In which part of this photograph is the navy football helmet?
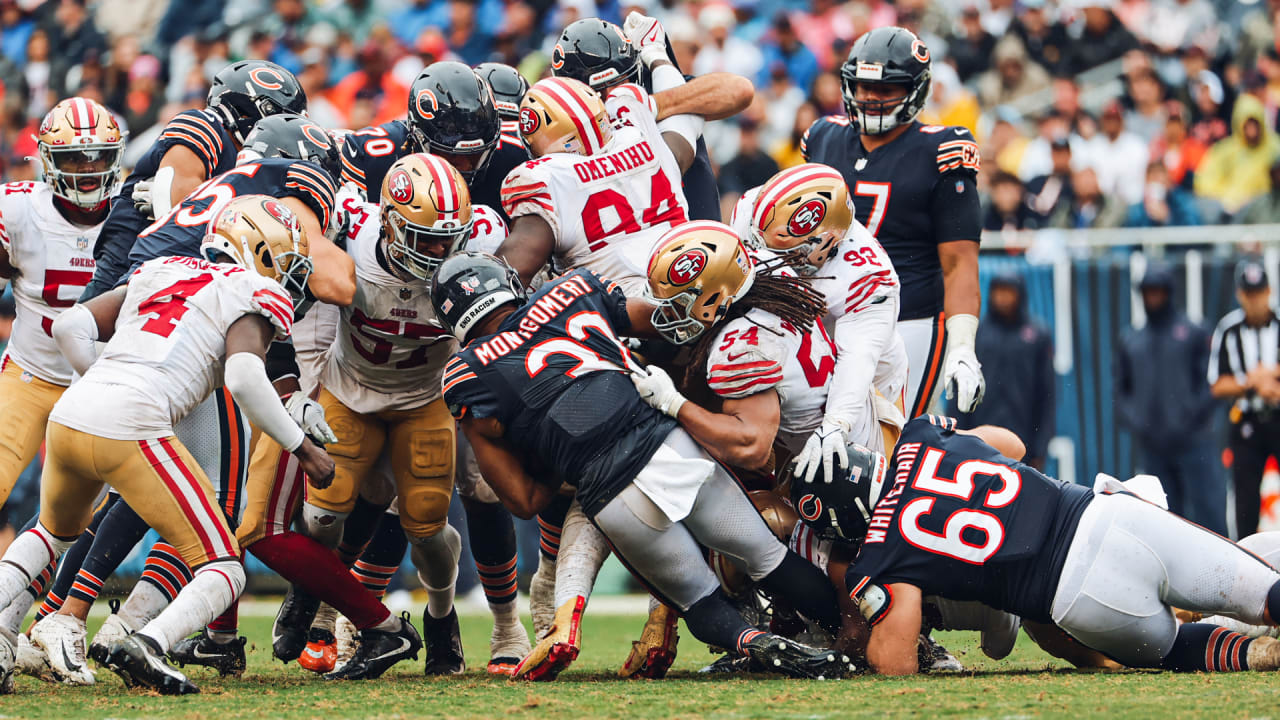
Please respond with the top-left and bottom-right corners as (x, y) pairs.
(839, 27), (931, 135)
(430, 251), (526, 343)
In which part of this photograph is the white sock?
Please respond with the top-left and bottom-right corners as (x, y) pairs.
(138, 561), (244, 654)
(0, 585), (38, 636)
(491, 596), (520, 629)
(530, 556), (557, 638)
(554, 506), (609, 609)
(117, 581), (169, 631)
(410, 526), (460, 620)
(312, 602), (338, 633)
(0, 527), (73, 608)
(371, 614), (400, 632)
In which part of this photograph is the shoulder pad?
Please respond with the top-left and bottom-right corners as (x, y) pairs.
(442, 354), (485, 419)
(800, 116), (849, 159)
(499, 160), (559, 238)
(706, 318), (787, 399)
(466, 204), (509, 254)
(245, 277), (296, 340)
(606, 83), (658, 124)
(931, 126), (980, 176)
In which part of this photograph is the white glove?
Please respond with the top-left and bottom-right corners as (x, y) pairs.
(793, 420), (850, 485)
(329, 182), (366, 243)
(942, 314), (985, 413)
(630, 364), (686, 418)
(131, 179), (155, 219)
(622, 11), (668, 67)
(284, 391), (338, 445)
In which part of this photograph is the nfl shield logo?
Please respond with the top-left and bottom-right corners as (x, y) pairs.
(400, 287), (412, 300)
(854, 158), (868, 171)
(955, 180), (965, 193)
(76, 237), (88, 250)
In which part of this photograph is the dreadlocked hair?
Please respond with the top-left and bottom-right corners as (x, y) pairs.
(684, 254), (828, 388)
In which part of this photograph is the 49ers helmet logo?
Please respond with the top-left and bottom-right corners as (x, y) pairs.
(519, 107), (540, 135)
(797, 493), (823, 522)
(262, 199), (297, 230)
(387, 169), (414, 204)
(668, 248), (707, 285)
(787, 199), (827, 237)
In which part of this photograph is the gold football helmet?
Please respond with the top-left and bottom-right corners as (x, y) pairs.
(711, 491), (799, 599)
(646, 220), (755, 345)
(201, 194), (313, 302)
(518, 77), (612, 158)
(37, 97), (125, 209)
(380, 153), (474, 282)
(749, 163), (853, 275)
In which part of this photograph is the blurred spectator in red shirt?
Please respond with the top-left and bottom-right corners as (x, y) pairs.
(1152, 101), (1207, 188)
(329, 39), (409, 128)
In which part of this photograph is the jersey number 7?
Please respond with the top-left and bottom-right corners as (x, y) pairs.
(854, 181), (891, 237)
(900, 447), (1022, 564)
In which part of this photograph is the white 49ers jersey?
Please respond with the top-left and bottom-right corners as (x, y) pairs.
(706, 307), (836, 454)
(51, 256), (294, 440)
(0, 181), (103, 385)
(501, 90), (688, 297)
(460, 204), (509, 255)
(319, 201), (463, 414)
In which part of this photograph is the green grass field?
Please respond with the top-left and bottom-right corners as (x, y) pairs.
(2, 607), (1276, 720)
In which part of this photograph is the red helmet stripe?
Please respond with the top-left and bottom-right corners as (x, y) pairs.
(422, 154), (458, 216)
(752, 164), (845, 232)
(540, 79), (605, 154)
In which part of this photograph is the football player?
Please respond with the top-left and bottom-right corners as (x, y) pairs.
(729, 163), (910, 482)
(550, 15), (753, 222)
(475, 62), (530, 132)
(802, 27), (984, 418)
(0, 98), (122, 515)
(84, 60), (306, 301)
(21, 115), (350, 684)
(432, 252), (855, 681)
(0, 195), (328, 695)
(821, 415), (1280, 676)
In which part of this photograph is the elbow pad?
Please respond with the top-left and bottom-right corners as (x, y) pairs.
(224, 352), (305, 452)
(265, 339), (301, 386)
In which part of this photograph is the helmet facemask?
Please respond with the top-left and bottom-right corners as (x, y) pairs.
(840, 74), (930, 136)
(41, 143), (123, 209)
(382, 205), (473, 283)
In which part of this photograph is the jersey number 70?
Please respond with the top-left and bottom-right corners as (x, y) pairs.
(900, 447), (1022, 564)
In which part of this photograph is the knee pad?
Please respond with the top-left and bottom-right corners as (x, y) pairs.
(302, 502), (349, 548)
(396, 478), (452, 540)
(409, 524), (461, 590)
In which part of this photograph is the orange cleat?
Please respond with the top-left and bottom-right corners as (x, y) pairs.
(298, 629), (337, 674)
(512, 596), (584, 682)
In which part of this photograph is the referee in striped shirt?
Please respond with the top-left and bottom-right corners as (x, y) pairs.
(1210, 257), (1280, 537)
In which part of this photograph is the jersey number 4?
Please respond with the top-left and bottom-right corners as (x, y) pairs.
(900, 447), (1022, 564)
(138, 273), (214, 338)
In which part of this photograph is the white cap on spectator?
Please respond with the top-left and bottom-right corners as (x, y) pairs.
(667, 14), (698, 44)
(1196, 70), (1224, 105)
(699, 4), (735, 31)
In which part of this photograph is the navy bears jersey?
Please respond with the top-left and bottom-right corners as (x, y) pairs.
(633, 65), (720, 222)
(442, 269), (677, 517)
(84, 109), (239, 300)
(802, 118), (982, 321)
(845, 415), (1093, 623)
(121, 158), (336, 283)
(339, 119), (529, 221)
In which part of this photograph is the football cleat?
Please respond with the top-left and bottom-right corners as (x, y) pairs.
(105, 634), (199, 695)
(698, 653), (753, 674)
(299, 628), (337, 674)
(169, 630), (247, 677)
(919, 633), (964, 673)
(273, 586), (321, 662)
(620, 602), (679, 679)
(0, 631), (15, 694)
(30, 613), (95, 685)
(513, 595), (584, 682)
(487, 616), (531, 676)
(15, 633), (54, 682)
(325, 613), (422, 681)
(741, 633), (855, 679)
(335, 615), (358, 669)
(422, 608), (466, 676)
(88, 604), (135, 667)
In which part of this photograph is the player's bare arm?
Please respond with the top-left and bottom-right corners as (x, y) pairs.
(624, 297), (659, 337)
(826, 551), (871, 663)
(956, 425), (1026, 460)
(279, 196), (356, 306)
(461, 415), (557, 519)
(496, 214), (556, 290)
(866, 582), (923, 675)
(672, 391), (781, 470)
(939, 240), (981, 322)
(155, 145), (212, 216)
(661, 131), (696, 175)
(653, 73), (753, 122)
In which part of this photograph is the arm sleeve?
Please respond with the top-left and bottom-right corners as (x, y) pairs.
(339, 138), (370, 198)
(224, 352), (305, 452)
(930, 173), (983, 245)
(825, 298), (899, 429)
(264, 338), (300, 384)
(500, 162), (561, 245)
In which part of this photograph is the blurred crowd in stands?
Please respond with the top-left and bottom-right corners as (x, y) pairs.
(1, 0), (1279, 233)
